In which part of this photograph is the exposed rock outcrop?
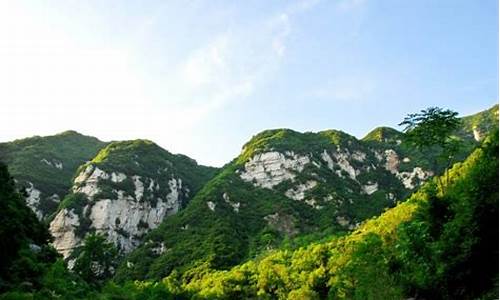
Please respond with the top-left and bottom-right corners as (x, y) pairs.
(239, 151), (310, 188)
(50, 165), (187, 258)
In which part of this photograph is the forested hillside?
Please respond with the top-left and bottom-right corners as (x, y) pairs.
(0, 131), (107, 219)
(0, 107), (497, 299)
(116, 107), (497, 282)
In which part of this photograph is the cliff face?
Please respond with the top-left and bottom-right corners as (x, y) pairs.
(48, 140), (217, 261)
(116, 106), (499, 281)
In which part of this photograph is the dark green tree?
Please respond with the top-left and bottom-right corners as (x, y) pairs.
(399, 107), (461, 187)
(73, 233), (118, 286)
(0, 162), (52, 291)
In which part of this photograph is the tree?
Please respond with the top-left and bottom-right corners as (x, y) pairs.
(73, 233), (118, 286)
(0, 162), (52, 291)
(399, 107), (461, 188)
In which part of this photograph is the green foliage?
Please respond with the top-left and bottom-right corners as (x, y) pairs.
(107, 127), (498, 299)
(116, 107), (497, 284)
(399, 107), (461, 150)
(89, 140), (217, 195)
(237, 128), (359, 164)
(362, 126), (403, 143)
(460, 104), (499, 138)
(0, 131), (107, 219)
(1, 107), (497, 299)
(0, 163), (52, 291)
(73, 233), (119, 286)
(394, 128), (499, 299)
(400, 107), (465, 190)
(0, 163), (95, 299)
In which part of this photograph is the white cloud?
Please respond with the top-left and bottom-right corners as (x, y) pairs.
(271, 14), (291, 57)
(0, 0), (323, 166)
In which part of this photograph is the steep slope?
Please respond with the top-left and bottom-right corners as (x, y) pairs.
(113, 131), (433, 280)
(459, 104), (499, 141)
(116, 107), (498, 281)
(156, 127), (498, 299)
(0, 131), (107, 219)
(49, 140), (217, 260)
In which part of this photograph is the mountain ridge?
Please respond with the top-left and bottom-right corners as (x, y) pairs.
(115, 105), (498, 281)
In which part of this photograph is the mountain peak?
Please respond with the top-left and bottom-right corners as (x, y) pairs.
(362, 126), (402, 143)
(57, 130), (83, 136)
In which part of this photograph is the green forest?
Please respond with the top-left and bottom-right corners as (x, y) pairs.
(0, 107), (498, 299)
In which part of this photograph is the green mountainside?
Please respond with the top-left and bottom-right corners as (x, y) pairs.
(49, 140), (218, 260)
(460, 104), (499, 140)
(2, 114), (496, 299)
(115, 106), (498, 281)
(141, 126), (496, 299)
(0, 131), (107, 219)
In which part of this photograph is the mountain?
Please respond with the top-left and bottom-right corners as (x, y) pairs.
(0, 131), (107, 219)
(49, 140), (218, 261)
(0, 105), (497, 299)
(460, 104), (499, 141)
(115, 106), (498, 281)
(141, 127), (497, 299)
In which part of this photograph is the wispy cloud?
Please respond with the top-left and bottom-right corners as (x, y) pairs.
(159, 0), (322, 124)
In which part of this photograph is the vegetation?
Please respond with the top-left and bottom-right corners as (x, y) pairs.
(112, 107), (497, 283)
(108, 126), (498, 299)
(73, 234), (119, 286)
(0, 162), (93, 298)
(0, 105), (497, 299)
(0, 131), (107, 219)
(399, 107), (462, 186)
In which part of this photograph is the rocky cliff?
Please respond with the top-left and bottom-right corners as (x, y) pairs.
(48, 140), (217, 262)
(115, 106), (498, 281)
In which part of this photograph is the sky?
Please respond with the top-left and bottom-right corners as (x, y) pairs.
(0, 0), (498, 167)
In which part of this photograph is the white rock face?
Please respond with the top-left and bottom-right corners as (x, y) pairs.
(305, 198), (322, 209)
(50, 164), (185, 257)
(111, 172), (126, 183)
(384, 149), (400, 174)
(321, 150), (335, 170)
(73, 165), (110, 198)
(334, 151), (358, 179)
(25, 182), (43, 219)
(285, 180), (318, 201)
(383, 149), (432, 189)
(151, 242), (166, 255)
(223, 193), (240, 212)
(207, 201), (216, 211)
(49, 209), (81, 259)
(165, 178), (182, 213)
(352, 151), (367, 162)
(41, 158), (63, 169)
(373, 150), (384, 162)
(89, 194), (176, 252)
(473, 128), (482, 141)
(132, 176), (144, 201)
(322, 150), (358, 180)
(239, 151), (310, 188)
(362, 182), (379, 195)
(336, 216), (350, 227)
(397, 167), (432, 189)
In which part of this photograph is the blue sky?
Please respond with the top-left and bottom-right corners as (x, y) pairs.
(0, 0), (498, 166)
